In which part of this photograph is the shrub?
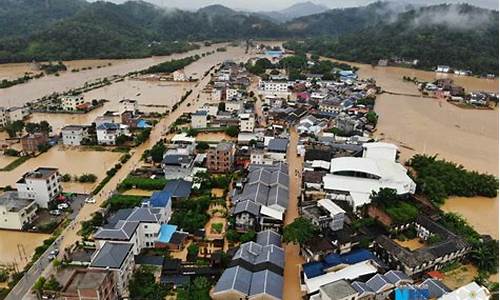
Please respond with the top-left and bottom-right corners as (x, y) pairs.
(118, 176), (167, 191)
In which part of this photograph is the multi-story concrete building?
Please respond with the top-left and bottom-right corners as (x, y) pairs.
(96, 123), (129, 145)
(60, 269), (118, 300)
(119, 99), (138, 114)
(61, 125), (90, 146)
(89, 242), (135, 297)
(21, 132), (48, 154)
(207, 142), (235, 173)
(0, 191), (38, 230)
(239, 113), (255, 133)
(191, 111), (208, 129)
(62, 95), (85, 111)
(16, 167), (61, 208)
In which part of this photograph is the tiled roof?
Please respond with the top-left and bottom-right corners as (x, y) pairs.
(90, 242), (133, 269)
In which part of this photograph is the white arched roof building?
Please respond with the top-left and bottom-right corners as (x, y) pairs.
(323, 143), (416, 208)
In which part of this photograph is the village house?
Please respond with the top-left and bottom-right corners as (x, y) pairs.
(59, 269), (118, 300)
(374, 215), (470, 276)
(96, 123), (130, 145)
(212, 230), (284, 300)
(16, 167), (61, 208)
(225, 98), (243, 112)
(61, 125), (90, 146)
(207, 142), (235, 173)
(239, 113), (255, 133)
(199, 103), (219, 116)
(119, 99), (138, 114)
(191, 110), (208, 129)
(172, 69), (188, 81)
(89, 242), (135, 297)
(1, 106), (30, 125)
(265, 138), (289, 162)
(62, 95), (86, 111)
(21, 132), (48, 154)
(297, 115), (327, 136)
(161, 149), (195, 180)
(0, 191), (38, 230)
(302, 199), (345, 232)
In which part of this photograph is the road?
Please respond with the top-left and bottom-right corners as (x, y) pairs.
(282, 128), (305, 300)
(7, 48), (257, 300)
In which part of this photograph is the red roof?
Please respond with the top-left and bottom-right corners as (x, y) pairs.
(427, 271), (444, 280)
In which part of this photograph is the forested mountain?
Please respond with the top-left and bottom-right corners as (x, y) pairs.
(258, 1), (329, 23)
(0, 0), (283, 62)
(284, 1), (414, 36)
(284, 4), (499, 74)
(0, 0), (497, 75)
(0, 0), (88, 37)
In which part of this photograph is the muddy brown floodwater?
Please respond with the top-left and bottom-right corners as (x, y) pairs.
(0, 145), (122, 193)
(324, 59), (499, 238)
(0, 230), (50, 270)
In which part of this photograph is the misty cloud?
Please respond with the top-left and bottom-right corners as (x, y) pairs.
(410, 4), (495, 29)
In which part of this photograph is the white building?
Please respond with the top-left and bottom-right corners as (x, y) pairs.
(199, 103), (219, 117)
(297, 115), (326, 136)
(16, 167), (61, 208)
(250, 150), (275, 165)
(322, 142), (416, 209)
(4, 106), (29, 123)
(173, 70), (188, 81)
(258, 80), (293, 93)
(0, 192), (38, 230)
(439, 282), (490, 300)
(436, 65), (450, 73)
(225, 99), (243, 112)
(96, 123), (130, 145)
(0, 107), (7, 127)
(119, 99), (138, 114)
(62, 95), (85, 111)
(211, 88), (223, 101)
(61, 125), (90, 146)
(225, 88), (240, 100)
(191, 111), (208, 129)
(239, 113), (255, 133)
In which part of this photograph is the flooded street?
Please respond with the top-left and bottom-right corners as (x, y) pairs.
(195, 132), (236, 142)
(0, 231), (50, 270)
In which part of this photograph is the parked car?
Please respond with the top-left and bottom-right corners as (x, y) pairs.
(84, 197), (96, 204)
(49, 210), (61, 216)
(57, 203), (69, 210)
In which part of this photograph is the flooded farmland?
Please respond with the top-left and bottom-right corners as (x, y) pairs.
(0, 145), (122, 193)
(356, 64), (499, 238)
(0, 231), (50, 270)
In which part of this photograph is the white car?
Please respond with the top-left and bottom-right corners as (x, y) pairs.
(84, 197), (96, 204)
(57, 203), (69, 210)
(49, 210), (61, 216)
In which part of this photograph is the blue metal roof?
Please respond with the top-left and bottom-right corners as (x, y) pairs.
(149, 191), (171, 208)
(302, 261), (325, 279)
(157, 224), (177, 243)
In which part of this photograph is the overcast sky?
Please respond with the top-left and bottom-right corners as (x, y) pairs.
(96, 0), (499, 11)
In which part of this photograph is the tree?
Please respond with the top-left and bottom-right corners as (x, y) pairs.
(283, 217), (316, 245)
(115, 134), (129, 146)
(196, 141), (209, 152)
(25, 122), (40, 134)
(129, 267), (168, 300)
(218, 102), (225, 111)
(33, 276), (46, 300)
(150, 141), (166, 164)
(225, 229), (240, 243)
(187, 244), (199, 259)
(366, 111), (379, 125)
(370, 188), (399, 206)
(177, 277), (211, 300)
(39, 121), (52, 133)
(5, 120), (24, 138)
(224, 126), (239, 137)
(240, 230), (256, 243)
